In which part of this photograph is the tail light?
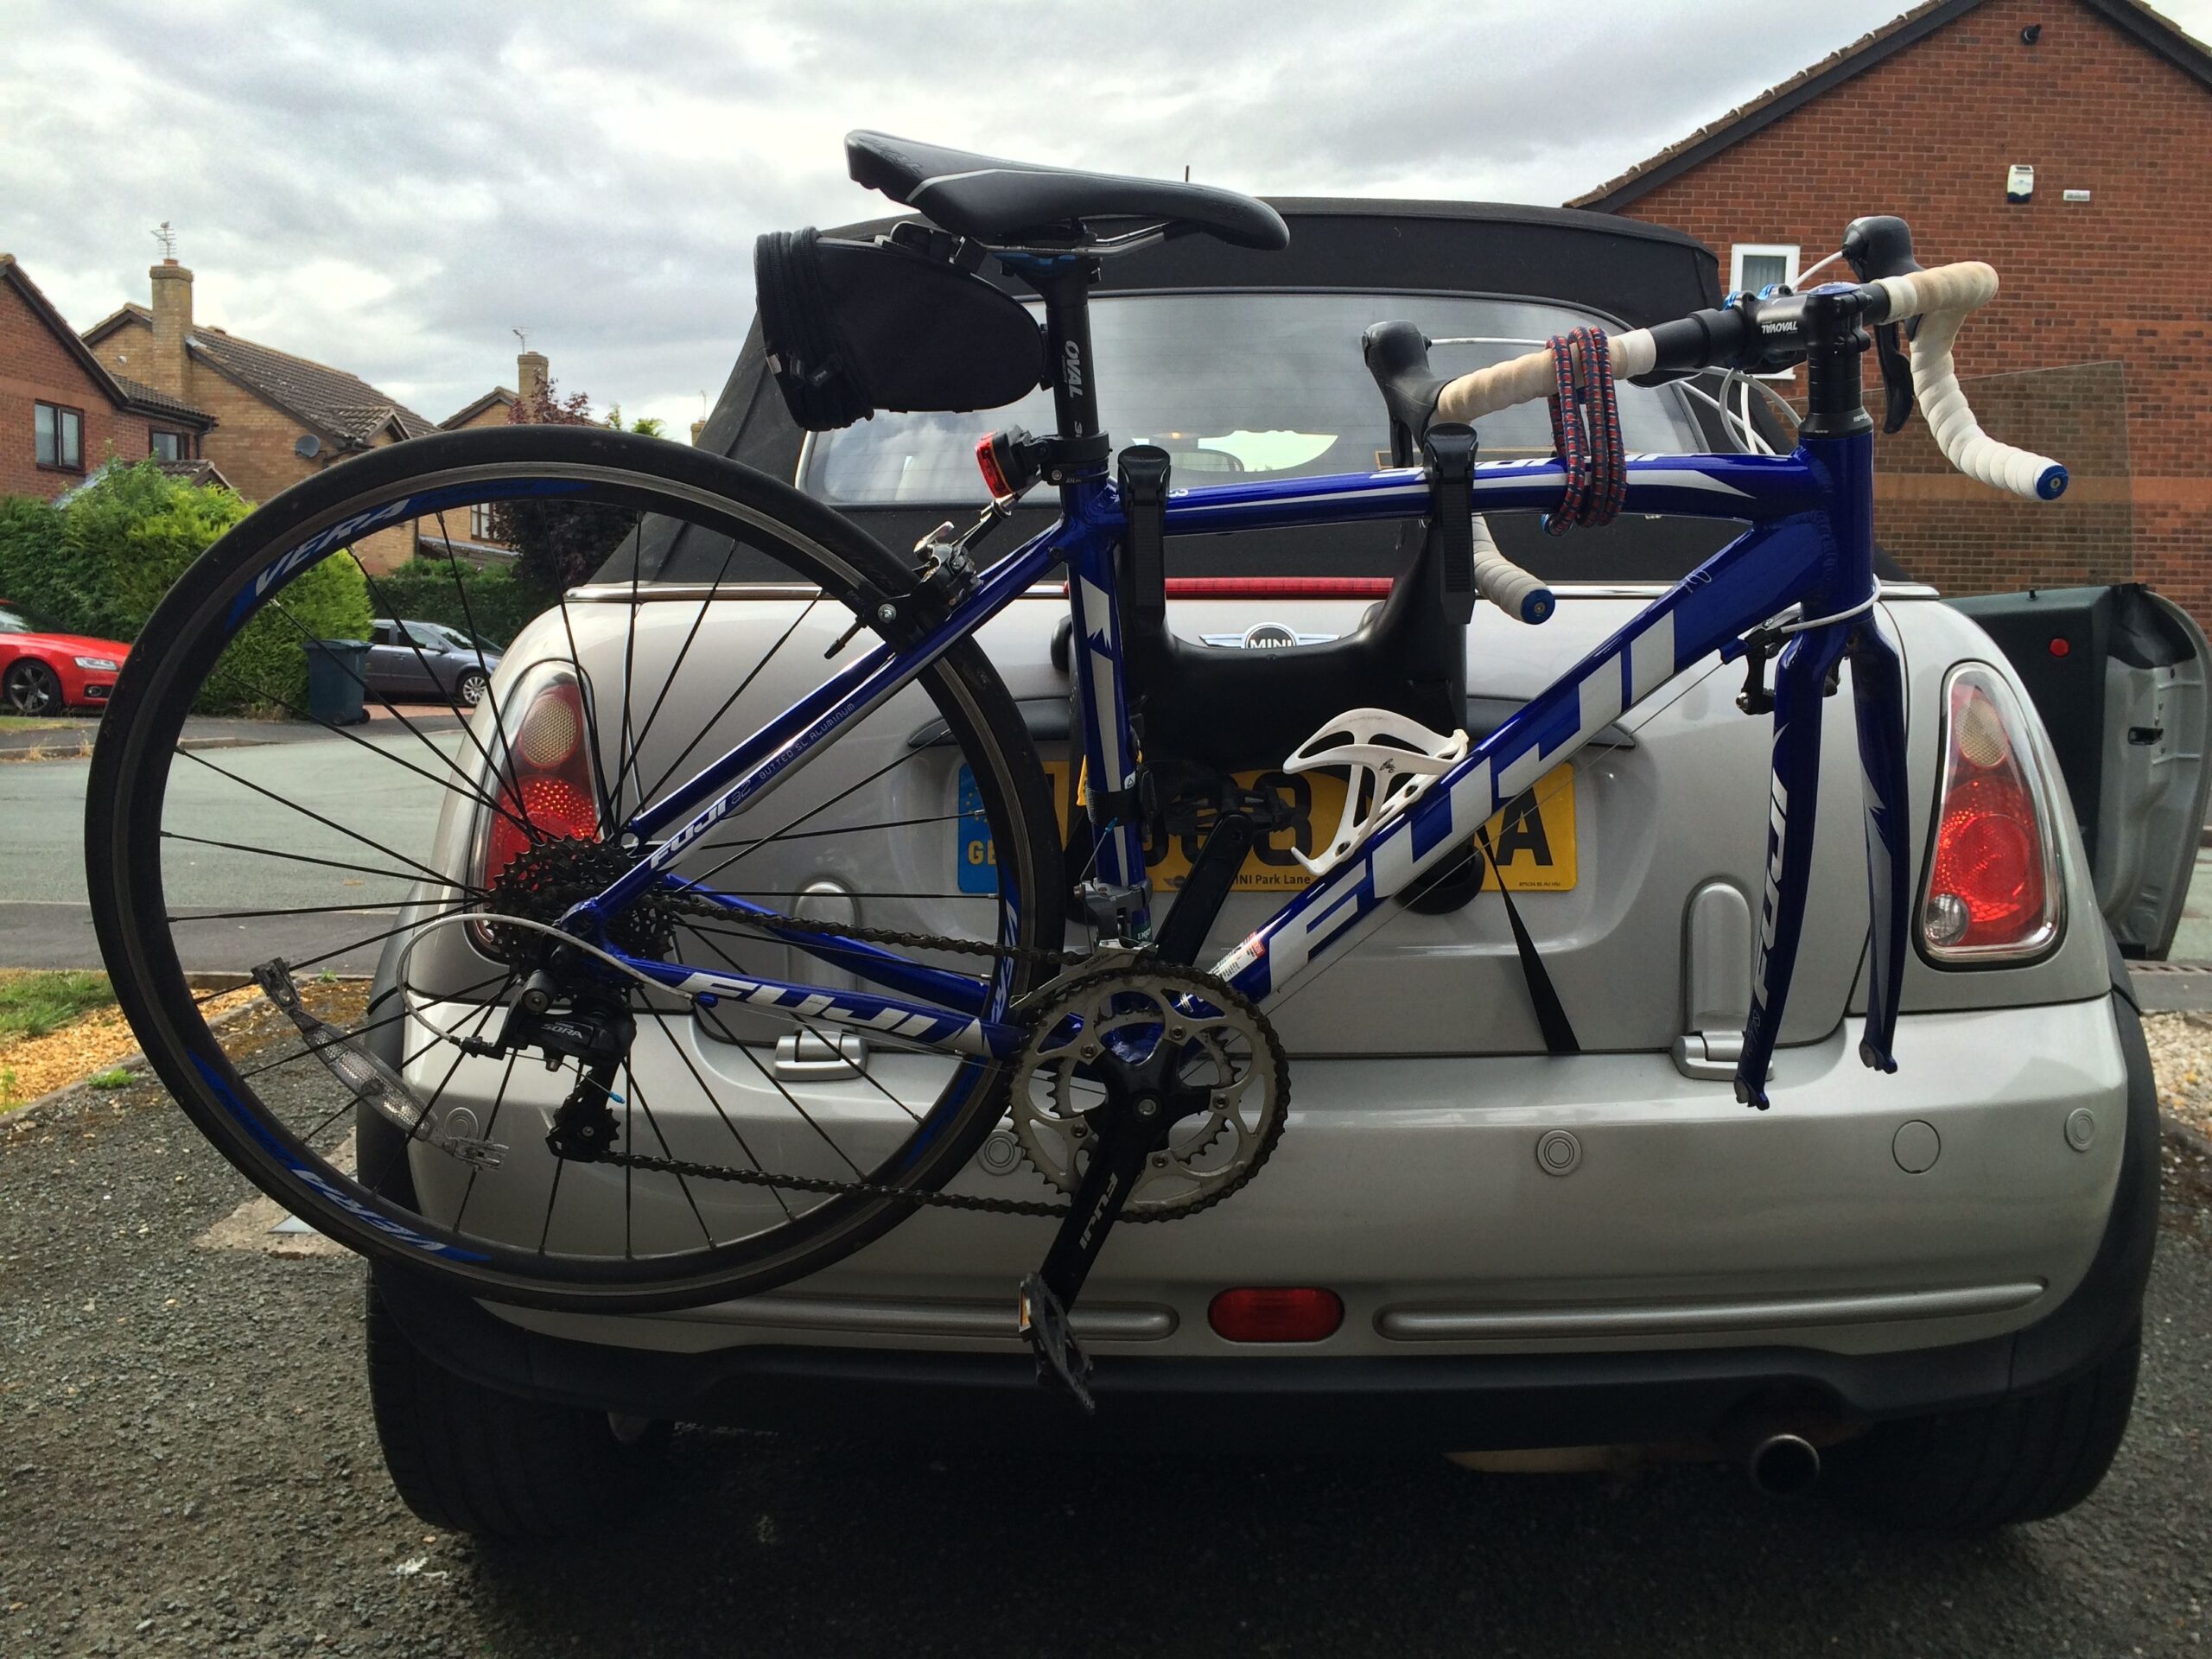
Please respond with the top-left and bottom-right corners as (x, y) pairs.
(477, 667), (602, 886)
(1208, 1287), (1344, 1343)
(1917, 664), (2063, 962)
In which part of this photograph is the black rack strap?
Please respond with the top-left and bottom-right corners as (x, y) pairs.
(1421, 423), (1478, 625)
(1476, 817), (1580, 1055)
(1117, 446), (1171, 626)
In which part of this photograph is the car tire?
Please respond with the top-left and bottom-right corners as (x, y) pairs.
(1822, 1320), (2140, 1533)
(453, 670), (488, 709)
(3, 658), (63, 715)
(365, 1275), (668, 1541)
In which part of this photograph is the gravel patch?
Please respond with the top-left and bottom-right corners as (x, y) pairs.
(3, 1064), (2210, 1654)
(2143, 1011), (2212, 1135)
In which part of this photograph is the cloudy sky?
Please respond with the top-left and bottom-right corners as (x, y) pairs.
(7, 0), (2208, 436)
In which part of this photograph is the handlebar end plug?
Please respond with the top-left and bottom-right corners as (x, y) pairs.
(2037, 464), (2069, 502)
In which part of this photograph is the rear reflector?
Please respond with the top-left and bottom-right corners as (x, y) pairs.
(1918, 664), (2062, 962)
(1208, 1287), (1344, 1343)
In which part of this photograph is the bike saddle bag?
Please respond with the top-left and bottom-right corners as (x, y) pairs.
(753, 226), (1045, 431)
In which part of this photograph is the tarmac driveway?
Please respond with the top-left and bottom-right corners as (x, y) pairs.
(2, 1067), (2209, 1658)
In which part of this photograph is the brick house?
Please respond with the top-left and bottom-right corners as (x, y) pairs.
(81, 259), (439, 572)
(420, 349), (551, 563)
(1569, 0), (2212, 629)
(0, 254), (216, 503)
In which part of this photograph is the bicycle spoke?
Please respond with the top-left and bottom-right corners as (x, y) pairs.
(341, 553), (537, 839)
(264, 596), (524, 832)
(556, 588), (619, 829)
(665, 743), (932, 899)
(636, 593), (821, 810)
(606, 534), (738, 818)
(174, 747), (477, 895)
(620, 1065), (719, 1248)
(628, 992), (796, 1222)
(161, 830), (476, 899)
(451, 1048), (520, 1236)
(614, 515), (644, 821)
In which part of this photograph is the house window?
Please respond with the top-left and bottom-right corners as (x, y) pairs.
(1730, 243), (1800, 296)
(149, 429), (185, 461)
(35, 402), (84, 471)
(469, 502), (498, 541)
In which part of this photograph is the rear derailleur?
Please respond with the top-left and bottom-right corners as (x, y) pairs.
(459, 968), (635, 1164)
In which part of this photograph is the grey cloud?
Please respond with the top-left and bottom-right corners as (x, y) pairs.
(7, 0), (2209, 429)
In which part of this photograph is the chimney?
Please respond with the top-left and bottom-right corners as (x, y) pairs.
(148, 257), (194, 399)
(517, 349), (549, 405)
(690, 417), (707, 446)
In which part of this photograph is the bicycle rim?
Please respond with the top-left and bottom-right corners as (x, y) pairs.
(86, 427), (1062, 1311)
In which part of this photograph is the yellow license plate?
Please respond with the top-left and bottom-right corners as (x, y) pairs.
(1039, 760), (1576, 895)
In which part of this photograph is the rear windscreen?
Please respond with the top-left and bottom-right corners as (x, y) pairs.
(800, 291), (1706, 507)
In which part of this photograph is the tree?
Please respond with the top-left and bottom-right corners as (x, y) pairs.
(492, 375), (638, 590)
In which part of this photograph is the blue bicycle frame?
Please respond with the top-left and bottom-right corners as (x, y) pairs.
(563, 423), (1912, 1111)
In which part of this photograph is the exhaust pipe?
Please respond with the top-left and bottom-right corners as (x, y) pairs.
(1745, 1432), (1821, 1497)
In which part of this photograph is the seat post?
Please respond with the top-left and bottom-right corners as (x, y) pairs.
(1028, 259), (1103, 444)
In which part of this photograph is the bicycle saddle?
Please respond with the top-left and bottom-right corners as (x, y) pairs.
(845, 130), (1290, 252)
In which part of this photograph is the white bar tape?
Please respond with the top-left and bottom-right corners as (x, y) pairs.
(1434, 330), (1656, 426)
(1470, 514), (1554, 624)
(1878, 264), (2067, 501)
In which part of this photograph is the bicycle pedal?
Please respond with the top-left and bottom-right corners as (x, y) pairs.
(1017, 1273), (1096, 1414)
(251, 959), (508, 1169)
(1282, 708), (1469, 875)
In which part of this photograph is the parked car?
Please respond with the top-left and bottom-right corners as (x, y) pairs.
(361, 199), (2198, 1538)
(0, 600), (129, 715)
(363, 618), (500, 707)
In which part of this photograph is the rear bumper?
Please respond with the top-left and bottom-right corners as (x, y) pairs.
(373, 957), (2158, 1452)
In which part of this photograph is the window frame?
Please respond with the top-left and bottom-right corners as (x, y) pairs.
(468, 501), (497, 541)
(148, 428), (187, 461)
(35, 401), (85, 474)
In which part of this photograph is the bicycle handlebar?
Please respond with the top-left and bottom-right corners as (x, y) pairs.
(1431, 257), (2068, 503)
(1470, 514), (1554, 624)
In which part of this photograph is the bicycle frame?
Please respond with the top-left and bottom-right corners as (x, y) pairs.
(565, 419), (1911, 1110)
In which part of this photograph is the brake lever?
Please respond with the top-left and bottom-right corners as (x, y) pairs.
(1872, 321), (1914, 435)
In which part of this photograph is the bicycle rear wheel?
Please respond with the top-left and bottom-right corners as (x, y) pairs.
(87, 426), (1062, 1312)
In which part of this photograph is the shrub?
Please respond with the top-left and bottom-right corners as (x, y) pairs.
(0, 496), (67, 620)
(0, 462), (371, 715)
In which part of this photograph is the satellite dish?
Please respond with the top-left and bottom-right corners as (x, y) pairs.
(295, 434), (321, 460)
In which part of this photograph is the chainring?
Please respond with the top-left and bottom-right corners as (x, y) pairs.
(1008, 965), (1287, 1221)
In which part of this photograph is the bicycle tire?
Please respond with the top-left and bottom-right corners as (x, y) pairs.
(86, 426), (1062, 1312)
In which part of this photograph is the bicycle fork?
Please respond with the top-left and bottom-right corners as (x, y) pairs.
(1734, 432), (1912, 1109)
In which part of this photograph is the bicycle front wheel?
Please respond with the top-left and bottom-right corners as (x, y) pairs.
(87, 426), (1063, 1312)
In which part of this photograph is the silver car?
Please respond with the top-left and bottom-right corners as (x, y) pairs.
(361, 202), (2201, 1538)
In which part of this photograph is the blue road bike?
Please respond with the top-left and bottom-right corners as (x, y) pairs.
(87, 136), (2064, 1375)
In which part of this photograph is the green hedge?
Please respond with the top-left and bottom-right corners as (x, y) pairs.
(363, 557), (556, 649)
(0, 462), (370, 715)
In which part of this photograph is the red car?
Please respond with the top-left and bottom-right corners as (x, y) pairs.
(0, 601), (129, 715)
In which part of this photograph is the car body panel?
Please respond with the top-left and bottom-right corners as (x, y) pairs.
(0, 607), (129, 710)
(376, 200), (2163, 1436)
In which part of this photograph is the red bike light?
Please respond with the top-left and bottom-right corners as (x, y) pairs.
(975, 433), (1014, 499)
(1918, 665), (2061, 959)
(480, 672), (602, 884)
(1208, 1287), (1344, 1343)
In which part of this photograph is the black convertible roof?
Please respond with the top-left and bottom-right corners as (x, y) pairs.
(623, 201), (1742, 588)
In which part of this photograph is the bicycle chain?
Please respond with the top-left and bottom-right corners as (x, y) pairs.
(594, 891), (1116, 1213)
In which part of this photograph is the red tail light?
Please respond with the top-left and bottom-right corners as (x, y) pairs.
(1918, 664), (2062, 961)
(1208, 1287), (1344, 1344)
(480, 671), (601, 884)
